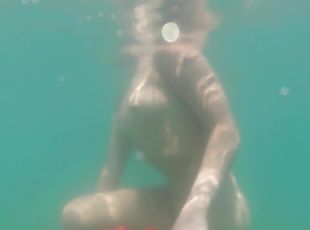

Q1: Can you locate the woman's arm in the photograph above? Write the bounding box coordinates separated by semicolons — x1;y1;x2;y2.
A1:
98;115;132;192
154;47;240;229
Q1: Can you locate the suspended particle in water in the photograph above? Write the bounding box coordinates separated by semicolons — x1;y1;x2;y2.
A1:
98;12;104;18
280;86;290;96
85;15;92;21
116;30;124;37
161;22;180;43
58;75;67;83
86;42;93;49
110;13;116;20
136;151;145;161
21;0;28;4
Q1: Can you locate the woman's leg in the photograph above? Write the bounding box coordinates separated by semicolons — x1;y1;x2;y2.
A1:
62;187;176;230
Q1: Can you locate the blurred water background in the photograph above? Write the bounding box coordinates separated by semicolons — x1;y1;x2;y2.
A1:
0;0;309;229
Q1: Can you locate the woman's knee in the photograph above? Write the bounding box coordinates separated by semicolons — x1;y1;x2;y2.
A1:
62;196;92;228
62;194;111;229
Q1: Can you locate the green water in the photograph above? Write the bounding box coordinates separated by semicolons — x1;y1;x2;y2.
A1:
0;0;309;229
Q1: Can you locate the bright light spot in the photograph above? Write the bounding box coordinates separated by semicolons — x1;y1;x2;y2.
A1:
280;87;290;96
162;22;180;43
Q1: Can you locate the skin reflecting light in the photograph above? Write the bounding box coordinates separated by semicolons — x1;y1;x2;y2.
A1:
161;22;180;43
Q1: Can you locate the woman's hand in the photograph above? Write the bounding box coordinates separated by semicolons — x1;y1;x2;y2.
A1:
172;191;211;230
172;208;209;230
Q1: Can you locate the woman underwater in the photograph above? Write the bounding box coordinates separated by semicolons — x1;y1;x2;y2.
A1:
62;0;249;229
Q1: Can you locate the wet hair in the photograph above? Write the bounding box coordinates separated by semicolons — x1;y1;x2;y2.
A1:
117;0;215;47
160;0;209;33
159;0;217;46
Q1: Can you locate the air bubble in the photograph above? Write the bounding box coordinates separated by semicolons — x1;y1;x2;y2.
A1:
162;22;180;43
280;87;290;96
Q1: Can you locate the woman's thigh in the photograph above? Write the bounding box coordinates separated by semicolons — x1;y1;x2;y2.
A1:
62;187;176;230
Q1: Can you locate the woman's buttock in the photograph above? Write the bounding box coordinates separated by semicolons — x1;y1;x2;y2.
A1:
103;187;177;229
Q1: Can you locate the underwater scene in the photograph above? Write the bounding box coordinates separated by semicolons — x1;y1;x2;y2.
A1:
0;0;309;230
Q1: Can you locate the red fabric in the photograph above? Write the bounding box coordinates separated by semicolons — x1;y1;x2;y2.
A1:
106;225;128;230
117;225;127;230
